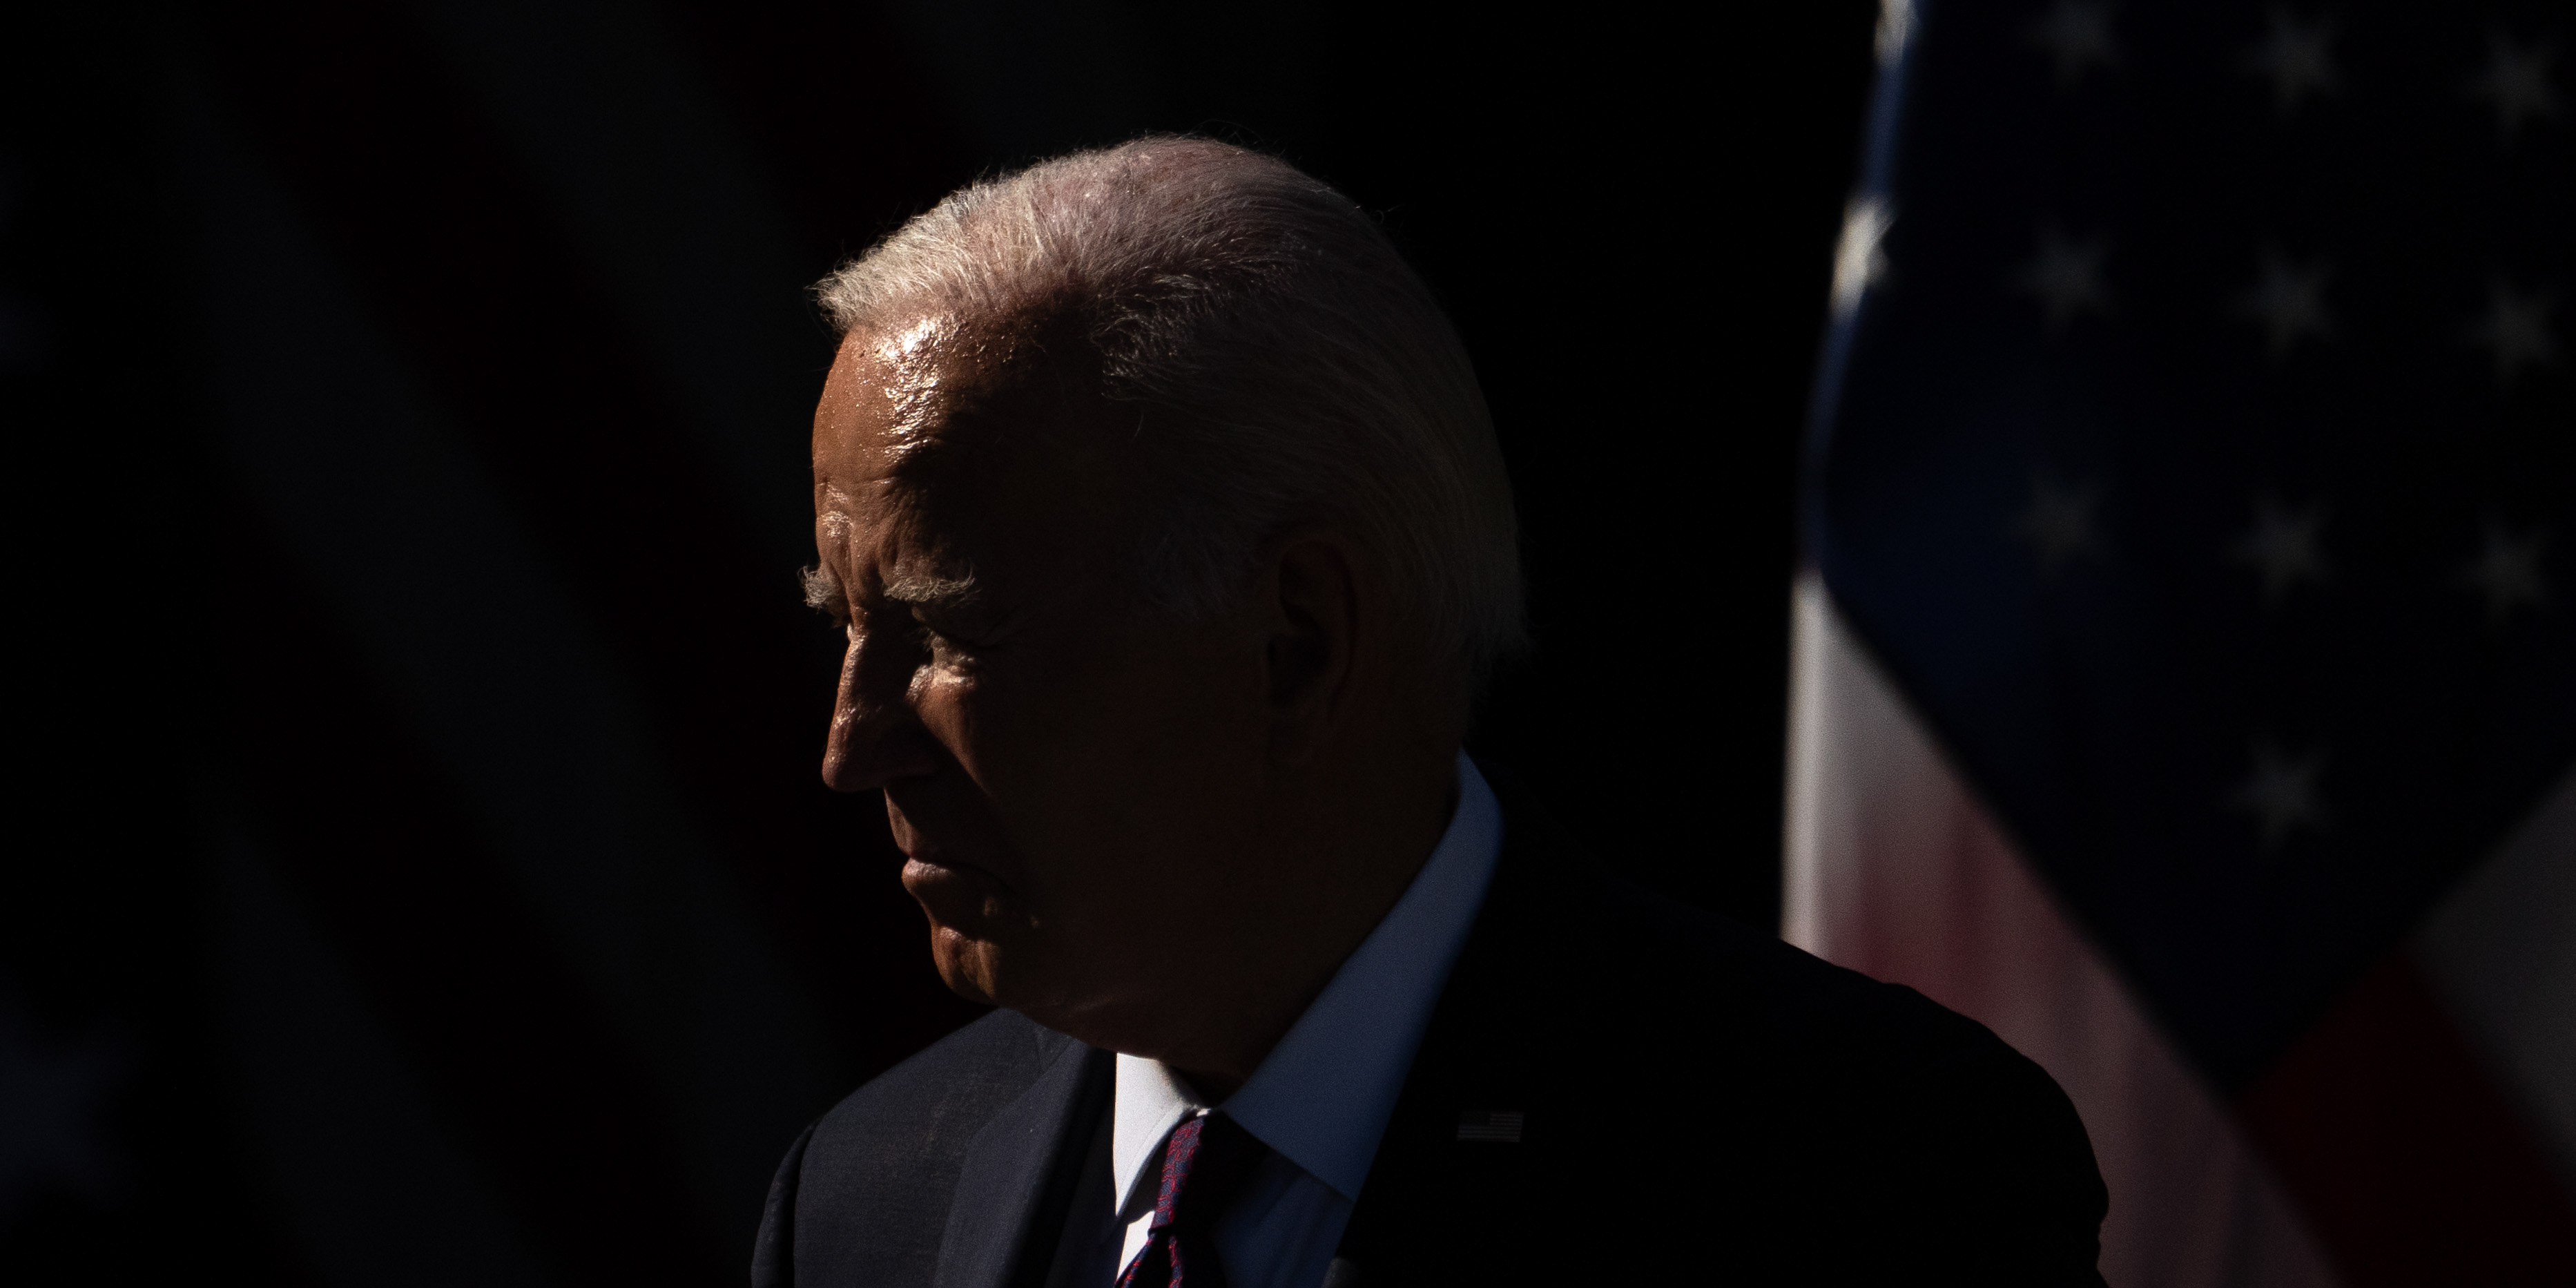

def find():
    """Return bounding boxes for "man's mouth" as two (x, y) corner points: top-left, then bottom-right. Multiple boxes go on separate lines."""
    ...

(893, 832), (999, 882)
(900, 847), (982, 879)
(900, 852), (1018, 927)
(886, 794), (1023, 915)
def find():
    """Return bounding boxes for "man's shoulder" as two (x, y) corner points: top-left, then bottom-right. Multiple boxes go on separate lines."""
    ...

(1451, 781), (2105, 1277)
(760, 1009), (1083, 1288)
(1595, 875), (2002, 1075)
(1537, 877), (2106, 1278)
(811, 1006), (1078, 1162)
(1475, 776), (2042, 1094)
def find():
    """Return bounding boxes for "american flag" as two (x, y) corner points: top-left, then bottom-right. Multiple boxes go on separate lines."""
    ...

(1788, 1), (2573, 1284)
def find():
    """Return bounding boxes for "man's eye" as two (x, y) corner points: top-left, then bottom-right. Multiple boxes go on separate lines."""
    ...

(911, 617), (969, 658)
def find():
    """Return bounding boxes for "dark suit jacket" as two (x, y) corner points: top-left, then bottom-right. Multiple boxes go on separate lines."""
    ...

(754, 781), (2109, 1286)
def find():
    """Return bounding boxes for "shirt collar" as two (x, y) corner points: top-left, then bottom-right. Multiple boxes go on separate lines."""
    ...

(1111, 753), (1505, 1211)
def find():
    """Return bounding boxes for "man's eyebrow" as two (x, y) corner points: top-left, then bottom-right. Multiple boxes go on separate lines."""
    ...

(881, 570), (980, 607)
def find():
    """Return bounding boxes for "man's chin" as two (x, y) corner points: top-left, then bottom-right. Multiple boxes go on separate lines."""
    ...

(926, 923), (1005, 1006)
(906, 859), (1038, 1004)
(921, 921), (1114, 1038)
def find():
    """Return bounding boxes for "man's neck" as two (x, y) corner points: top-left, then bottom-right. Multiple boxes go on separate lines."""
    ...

(1151, 750), (1462, 1098)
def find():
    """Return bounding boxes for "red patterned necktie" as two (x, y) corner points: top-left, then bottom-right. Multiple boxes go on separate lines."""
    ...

(1116, 1111), (1269, 1288)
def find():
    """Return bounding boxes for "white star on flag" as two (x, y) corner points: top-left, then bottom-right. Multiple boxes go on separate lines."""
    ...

(2015, 475), (2099, 577)
(2027, 0), (2119, 88)
(2464, 32), (2564, 142)
(2244, 10), (2341, 115)
(2458, 521), (2551, 624)
(1832, 196), (1896, 323)
(2236, 249), (2334, 357)
(2233, 496), (2330, 604)
(2232, 740), (2329, 849)
(2465, 279), (2559, 387)
(2017, 224), (2113, 333)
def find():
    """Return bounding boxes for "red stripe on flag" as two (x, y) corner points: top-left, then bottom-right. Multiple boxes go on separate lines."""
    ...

(2236, 950), (2576, 1287)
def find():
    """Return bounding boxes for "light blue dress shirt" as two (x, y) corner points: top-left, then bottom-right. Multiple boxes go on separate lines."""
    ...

(1108, 753), (1505, 1288)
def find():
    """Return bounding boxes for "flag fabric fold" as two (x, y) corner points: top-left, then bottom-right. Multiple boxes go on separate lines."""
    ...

(1790, 1), (2575, 1282)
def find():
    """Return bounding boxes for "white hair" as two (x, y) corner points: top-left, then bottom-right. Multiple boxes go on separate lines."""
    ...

(814, 136), (1525, 689)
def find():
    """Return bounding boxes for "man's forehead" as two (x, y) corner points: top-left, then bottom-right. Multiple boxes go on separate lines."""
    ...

(813, 450), (1038, 577)
(815, 323), (958, 474)
(815, 314), (1086, 479)
(814, 476), (949, 547)
(813, 310), (1136, 594)
(860, 316), (978, 455)
(814, 486), (976, 596)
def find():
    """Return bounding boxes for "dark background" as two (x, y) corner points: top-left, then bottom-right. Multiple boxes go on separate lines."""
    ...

(2, 2), (1877, 1282)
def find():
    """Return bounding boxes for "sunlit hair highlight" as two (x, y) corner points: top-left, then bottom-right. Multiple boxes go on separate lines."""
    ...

(813, 136), (1526, 691)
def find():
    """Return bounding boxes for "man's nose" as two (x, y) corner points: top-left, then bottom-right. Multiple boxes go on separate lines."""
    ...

(821, 625), (938, 792)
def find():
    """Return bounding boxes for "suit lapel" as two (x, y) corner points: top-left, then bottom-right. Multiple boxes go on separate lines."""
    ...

(934, 1035), (1114, 1288)
(1336, 771), (1578, 1279)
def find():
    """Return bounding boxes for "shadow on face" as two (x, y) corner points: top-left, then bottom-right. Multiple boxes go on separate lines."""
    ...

(808, 317), (1281, 1037)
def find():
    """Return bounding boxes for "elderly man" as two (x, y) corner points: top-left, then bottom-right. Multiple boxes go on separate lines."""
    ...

(755, 138), (2107, 1287)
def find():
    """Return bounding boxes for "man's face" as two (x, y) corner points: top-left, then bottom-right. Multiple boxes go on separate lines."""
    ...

(809, 317), (1275, 1039)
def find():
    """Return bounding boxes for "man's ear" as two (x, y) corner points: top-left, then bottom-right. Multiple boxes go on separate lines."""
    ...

(1264, 536), (1362, 762)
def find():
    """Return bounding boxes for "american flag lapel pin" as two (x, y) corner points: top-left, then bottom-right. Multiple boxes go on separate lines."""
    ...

(1455, 1109), (1524, 1143)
